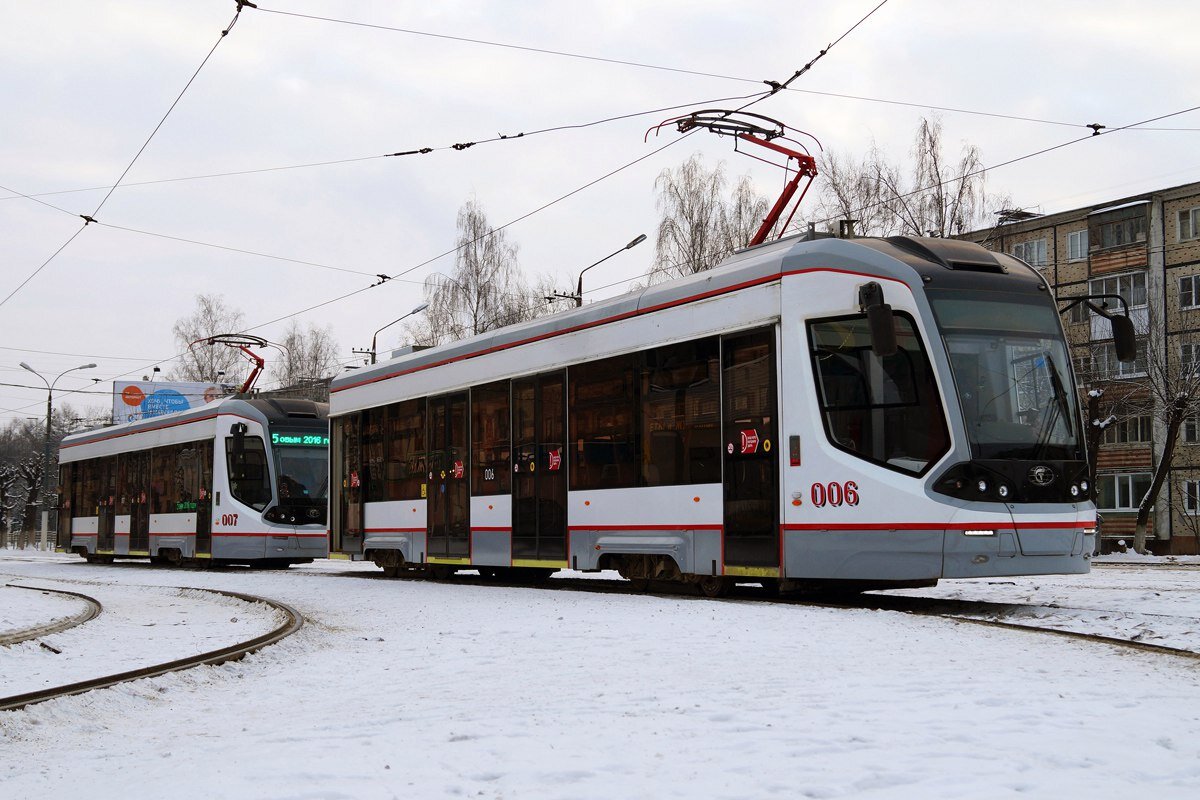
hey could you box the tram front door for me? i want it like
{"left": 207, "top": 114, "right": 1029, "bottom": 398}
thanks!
{"left": 512, "top": 371, "right": 567, "bottom": 566}
{"left": 721, "top": 329, "right": 780, "bottom": 575}
{"left": 427, "top": 392, "right": 470, "bottom": 560}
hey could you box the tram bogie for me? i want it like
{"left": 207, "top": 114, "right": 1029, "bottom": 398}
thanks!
{"left": 329, "top": 233, "right": 1115, "bottom": 591}
{"left": 57, "top": 397, "right": 330, "bottom": 568}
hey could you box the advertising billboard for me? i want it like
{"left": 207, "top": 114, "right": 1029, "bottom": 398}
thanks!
{"left": 112, "top": 381, "right": 235, "bottom": 424}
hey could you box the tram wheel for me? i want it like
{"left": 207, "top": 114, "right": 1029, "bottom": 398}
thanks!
{"left": 695, "top": 576, "right": 732, "bottom": 598}
{"left": 382, "top": 564, "right": 401, "bottom": 578}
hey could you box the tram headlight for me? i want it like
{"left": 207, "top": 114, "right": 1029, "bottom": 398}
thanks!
{"left": 1070, "top": 484, "right": 1080, "bottom": 497}
{"left": 998, "top": 485, "right": 1009, "bottom": 498}
{"left": 977, "top": 480, "right": 988, "bottom": 493}
{"left": 1080, "top": 480, "right": 1089, "bottom": 493}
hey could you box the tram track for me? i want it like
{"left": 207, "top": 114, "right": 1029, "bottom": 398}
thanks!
{"left": 0, "top": 588, "right": 303, "bottom": 713}
{"left": 0, "top": 584, "right": 103, "bottom": 647}
{"left": 332, "top": 568, "right": 1200, "bottom": 662}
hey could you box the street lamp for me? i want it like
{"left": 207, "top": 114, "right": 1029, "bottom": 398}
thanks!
{"left": 573, "top": 233, "right": 647, "bottom": 307}
{"left": 19, "top": 361, "right": 96, "bottom": 537}
{"left": 369, "top": 303, "right": 429, "bottom": 364}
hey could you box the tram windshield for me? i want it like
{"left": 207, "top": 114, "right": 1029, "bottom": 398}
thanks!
{"left": 929, "top": 290, "right": 1083, "bottom": 461}
{"left": 270, "top": 429, "right": 330, "bottom": 503}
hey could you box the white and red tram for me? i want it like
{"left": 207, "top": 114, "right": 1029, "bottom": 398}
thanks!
{"left": 58, "top": 397, "right": 329, "bottom": 567}
{"left": 329, "top": 234, "right": 1127, "bottom": 594}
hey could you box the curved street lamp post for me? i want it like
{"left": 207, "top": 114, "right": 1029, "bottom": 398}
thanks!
{"left": 369, "top": 303, "right": 429, "bottom": 364}
{"left": 19, "top": 361, "right": 96, "bottom": 544}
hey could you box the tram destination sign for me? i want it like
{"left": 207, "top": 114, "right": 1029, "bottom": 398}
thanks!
{"left": 271, "top": 432, "right": 330, "bottom": 448}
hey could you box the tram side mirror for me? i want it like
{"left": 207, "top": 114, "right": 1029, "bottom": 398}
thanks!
{"left": 1111, "top": 314, "right": 1137, "bottom": 363}
{"left": 858, "top": 281, "right": 897, "bottom": 357}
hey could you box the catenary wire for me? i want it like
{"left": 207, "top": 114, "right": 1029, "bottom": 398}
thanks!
{"left": 0, "top": 90, "right": 767, "bottom": 205}
{"left": 0, "top": 5, "right": 246, "bottom": 312}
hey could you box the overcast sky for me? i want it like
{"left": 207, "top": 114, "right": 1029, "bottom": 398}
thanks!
{"left": 2, "top": 0, "right": 1197, "bottom": 425}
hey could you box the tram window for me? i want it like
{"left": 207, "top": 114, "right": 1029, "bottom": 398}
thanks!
{"left": 472, "top": 381, "right": 510, "bottom": 495}
{"left": 363, "top": 406, "right": 386, "bottom": 501}
{"left": 150, "top": 446, "right": 174, "bottom": 513}
{"left": 385, "top": 399, "right": 426, "bottom": 501}
{"left": 640, "top": 338, "right": 721, "bottom": 486}
{"left": 570, "top": 353, "right": 639, "bottom": 490}
{"left": 809, "top": 313, "right": 949, "bottom": 475}
{"left": 80, "top": 458, "right": 100, "bottom": 514}
{"left": 225, "top": 436, "right": 272, "bottom": 510}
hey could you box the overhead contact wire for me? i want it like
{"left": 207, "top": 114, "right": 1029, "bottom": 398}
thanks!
{"left": 0, "top": 4, "right": 247, "bottom": 311}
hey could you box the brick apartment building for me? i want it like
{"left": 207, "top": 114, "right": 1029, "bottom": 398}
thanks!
{"left": 964, "top": 180, "right": 1200, "bottom": 554}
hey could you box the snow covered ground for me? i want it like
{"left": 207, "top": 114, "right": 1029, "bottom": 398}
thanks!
{"left": 2, "top": 549, "right": 1199, "bottom": 799}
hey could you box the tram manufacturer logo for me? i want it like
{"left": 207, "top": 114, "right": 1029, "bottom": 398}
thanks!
{"left": 1028, "top": 465, "right": 1056, "bottom": 487}
{"left": 547, "top": 449, "right": 562, "bottom": 471}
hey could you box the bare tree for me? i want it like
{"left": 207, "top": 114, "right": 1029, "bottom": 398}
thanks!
{"left": 275, "top": 320, "right": 341, "bottom": 388}
{"left": 405, "top": 198, "right": 542, "bottom": 346}
{"left": 647, "top": 153, "right": 769, "bottom": 283}
{"left": 811, "top": 116, "right": 1003, "bottom": 238}
{"left": 169, "top": 294, "right": 250, "bottom": 384}
{"left": 1073, "top": 303, "right": 1200, "bottom": 553}
{"left": 1169, "top": 466, "right": 1200, "bottom": 553}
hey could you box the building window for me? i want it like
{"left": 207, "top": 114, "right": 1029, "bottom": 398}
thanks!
{"left": 1079, "top": 341, "right": 1148, "bottom": 380}
{"left": 1097, "top": 215, "right": 1147, "bottom": 249}
{"left": 1101, "top": 415, "right": 1151, "bottom": 445}
{"left": 1012, "top": 239, "right": 1047, "bottom": 266}
{"left": 1184, "top": 343, "right": 1200, "bottom": 378}
{"left": 1180, "top": 207, "right": 1200, "bottom": 241}
{"left": 1065, "top": 297, "right": 1089, "bottom": 325}
{"left": 1185, "top": 416, "right": 1200, "bottom": 443}
{"left": 1068, "top": 230, "right": 1088, "bottom": 261}
{"left": 1184, "top": 480, "right": 1200, "bottom": 514}
{"left": 1096, "top": 472, "right": 1151, "bottom": 511}
{"left": 1182, "top": 274, "right": 1200, "bottom": 310}
{"left": 1089, "top": 272, "right": 1147, "bottom": 310}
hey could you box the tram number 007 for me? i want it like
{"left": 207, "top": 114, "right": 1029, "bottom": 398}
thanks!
{"left": 810, "top": 481, "right": 860, "bottom": 508}
{"left": 218, "top": 513, "right": 239, "bottom": 526}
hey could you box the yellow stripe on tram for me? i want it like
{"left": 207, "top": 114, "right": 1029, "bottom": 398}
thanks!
{"left": 723, "top": 565, "right": 780, "bottom": 578}
{"left": 327, "top": 552, "right": 351, "bottom": 560}
{"left": 511, "top": 559, "right": 568, "bottom": 569}
{"left": 129, "top": 550, "right": 150, "bottom": 556}
{"left": 426, "top": 556, "right": 472, "bottom": 565}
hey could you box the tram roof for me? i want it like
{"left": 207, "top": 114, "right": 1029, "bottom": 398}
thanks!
{"left": 332, "top": 234, "right": 1034, "bottom": 397}
{"left": 60, "top": 397, "right": 328, "bottom": 451}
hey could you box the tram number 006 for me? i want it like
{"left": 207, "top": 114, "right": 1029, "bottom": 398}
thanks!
{"left": 219, "top": 513, "right": 239, "bottom": 526}
{"left": 810, "top": 481, "right": 859, "bottom": 508}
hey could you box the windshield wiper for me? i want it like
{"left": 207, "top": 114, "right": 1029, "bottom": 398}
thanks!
{"left": 1033, "top": 352, "right": 1073, "bottom": 458}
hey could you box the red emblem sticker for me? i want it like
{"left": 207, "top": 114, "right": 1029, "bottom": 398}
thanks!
{"left": 452, "top": 460, "right": 464, "bottom": 479}
{"left": 350, "top": 472, "right": 360, "bottom": 488}
{"left": 548, "top": 448, "right": 562, "bottom": 471}
{"left": 740, "top": 429, "right": 760, "bottom": 454}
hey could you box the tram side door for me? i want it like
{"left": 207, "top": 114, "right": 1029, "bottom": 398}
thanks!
{"left": 427, "top": 393, "right": 470, "bottom": 559}
{"left": 97, "top": 456, "right": 116, "bottom": 551}
{"left": 721, "top": 329, "right": 780, "bottom": 574}
{"left": 196, "top": 442, "right": 213, "bottom": 554}
{"left": 130, "top": 450, "right": 150, "bottom": 552}
{"left": 512, "top": 371, "right": 567, "bottom": 565}
{"left": 335, "top": 414, "right": 364, "bottom": 553}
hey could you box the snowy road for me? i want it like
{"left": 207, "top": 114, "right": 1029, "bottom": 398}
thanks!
{"left": 2, "top": 551, "right": 1199, "bottom": 799}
